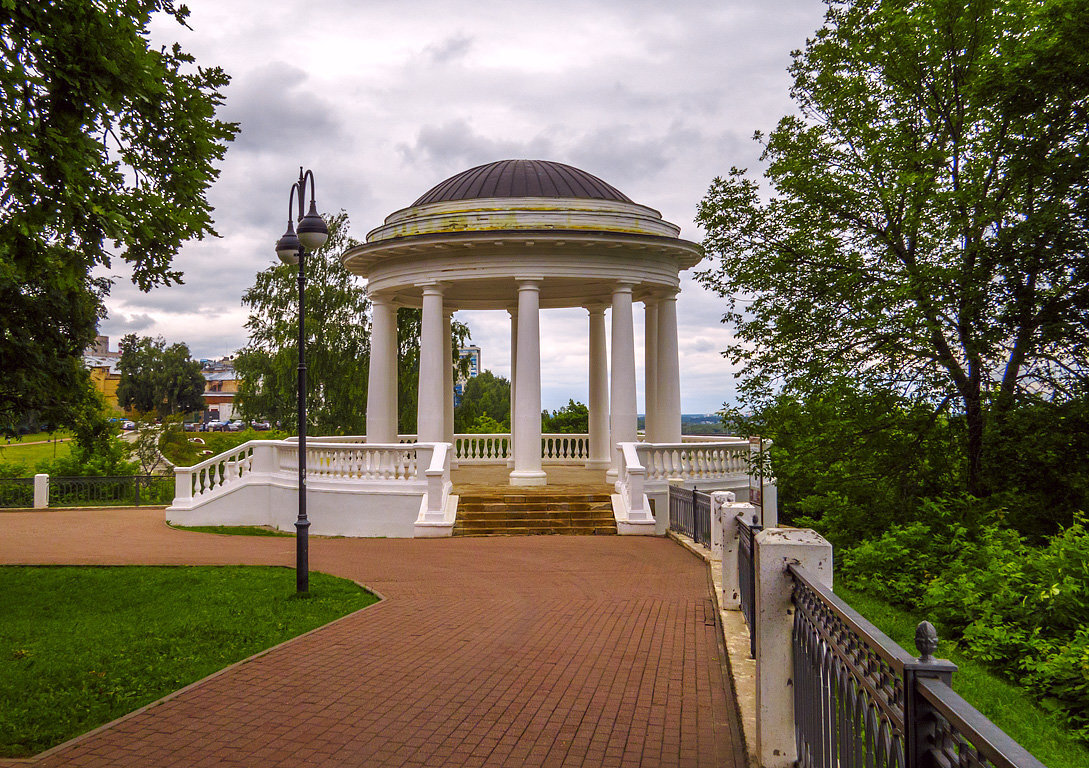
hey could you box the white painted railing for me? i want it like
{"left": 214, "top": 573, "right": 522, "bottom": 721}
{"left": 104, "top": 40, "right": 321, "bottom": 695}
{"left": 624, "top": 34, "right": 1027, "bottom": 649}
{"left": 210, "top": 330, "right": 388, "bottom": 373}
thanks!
{"left": 616, "top": 442, "right": 649, "bottom": 520}
{"left": 541, "top": 433, "right": 590, "bottom": 463}
{"left": 173, "top": 439, "right": 449, "bottom": 506}
{"left": 637, "top": 440, "right": 750, "bottom": 482}
{"left": 453, "top": 433, "right": 511, "bottom": 463}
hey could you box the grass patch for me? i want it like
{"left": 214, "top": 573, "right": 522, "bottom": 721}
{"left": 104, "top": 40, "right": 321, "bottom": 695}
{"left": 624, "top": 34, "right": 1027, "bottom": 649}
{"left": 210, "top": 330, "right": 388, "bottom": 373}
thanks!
{"left": 172, "top": 524, "right": 294, "bottom": 537}
{"left": 0, "top": 440, "right": 72, "bottom": 472}
{"left": 835, "top": 583, "right": 1089, "bottom": 768}
{"left": 0, "top": 565, "right": 377, "bottom": 757}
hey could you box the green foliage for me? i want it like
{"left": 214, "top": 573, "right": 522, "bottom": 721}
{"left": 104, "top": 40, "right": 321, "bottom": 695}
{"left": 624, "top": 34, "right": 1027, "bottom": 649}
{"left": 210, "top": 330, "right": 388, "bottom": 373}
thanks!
{"left": 0, "top": 565, "right": 374, "bottom": 757}
{"left": 542, "top": 400, "right": 589, "bottom": 434}
{"left": 453, "top": 369, "right": 510, "bottom": 433}
{"left": 464, "top": 415, "right": 509, "bottom": 434}
{"left": 117, "top": 336, "right": 204, "bottom": 418}
{"left": 0, "top": 2, "right": 236, "bottom": 437}
{"left": 158, "top": 427, "right": 287, "bottom": 467}
{"left": 235, "top": 213, "right": 369, "bottom": 434}
{"left": 35, "top": 435, "right": 136, "bottom": 477}
{"left": 695, "top": 0, "right": 1089, "bottom": 494}
{"left": 841, "top": 509, "right": 1089, "bottom": 740}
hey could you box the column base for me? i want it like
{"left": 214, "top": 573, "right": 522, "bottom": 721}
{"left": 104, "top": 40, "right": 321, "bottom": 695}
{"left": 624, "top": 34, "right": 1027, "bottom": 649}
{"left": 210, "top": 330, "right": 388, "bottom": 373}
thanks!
{"left": 605, "top": 469, "right": 619, "bottom": 482}
{"left": 509, "top": 470, "right": 547, "bottom": 486}
{"left": 584, "top": 459, "right": 611, "bottom": 469}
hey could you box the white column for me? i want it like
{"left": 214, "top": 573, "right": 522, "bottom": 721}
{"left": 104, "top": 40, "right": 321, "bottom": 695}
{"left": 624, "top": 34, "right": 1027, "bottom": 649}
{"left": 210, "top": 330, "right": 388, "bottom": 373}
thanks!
{"left": 586, "top": 305, "right": 610, "bottom": 469}
{"left": 644, "top": 299, "right": 659, "bottom": 442}
{"left": 443, "top": 309, "right": 455, "bottom": 445}
{"left": 507, "top": 307, "right": 517, "bottom": 468}
{"left": 657, "top": 291, "right": 682, "bottom": 443}
{"left": 510, "top": 280, "right": 546, "bottom": 486}
{"left": 417, "top": 284, "right": 445, "bottom": 443}
{"left": 608, "top": 283, "right": 638, "bottom": 480}
{"left": 367, "top": 296, "right": 397, "bottom": 443}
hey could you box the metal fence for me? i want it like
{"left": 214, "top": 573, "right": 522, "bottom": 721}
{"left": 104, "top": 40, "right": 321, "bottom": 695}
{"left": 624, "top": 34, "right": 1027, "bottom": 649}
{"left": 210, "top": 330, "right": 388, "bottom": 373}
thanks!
{"left": 789, "top": 562, "right": 1046, "bottom": 768}
{"left": 1, "top": 476, "right": 175, "bottom": 508}
{"left": 0, "top": 477, "right": 34, "bottom": 508}
{"left": 667, "top": 486, "right": 713, "bottom": 547}
{"left": 738, "top": 513, "right": 762, "bottom": 657}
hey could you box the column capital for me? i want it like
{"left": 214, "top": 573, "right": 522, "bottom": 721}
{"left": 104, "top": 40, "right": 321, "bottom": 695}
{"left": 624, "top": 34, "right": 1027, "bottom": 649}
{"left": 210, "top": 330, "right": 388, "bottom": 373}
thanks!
{"left": 611, "top": 281, "right": 636, "bottom": 295}
{"left": 584, "top": 303, "right": 608, "bottom": 315}
{"left": 516, "top": 277, "right": 544, "bottom": 290}
{"left": 417, "top": 281, "right": 447, "bottom": 295}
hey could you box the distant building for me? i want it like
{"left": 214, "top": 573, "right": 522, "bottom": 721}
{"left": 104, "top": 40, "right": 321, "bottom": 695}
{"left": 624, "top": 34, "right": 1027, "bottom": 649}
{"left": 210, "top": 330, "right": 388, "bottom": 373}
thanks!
{"left": 454, "top": 346, "right": 481, "bottom": 406}
{"left": 83, "top": 337, "right": 123, "bottom": 412}
{"left": 203, "top": 368, "right": 241, "bottom": 422}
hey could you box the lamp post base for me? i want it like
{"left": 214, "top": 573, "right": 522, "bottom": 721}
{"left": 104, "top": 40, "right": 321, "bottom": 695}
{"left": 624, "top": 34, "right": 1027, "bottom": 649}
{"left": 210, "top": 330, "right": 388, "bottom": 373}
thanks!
{"left": 295, "top": 518, "right": 310, "bottom": 594}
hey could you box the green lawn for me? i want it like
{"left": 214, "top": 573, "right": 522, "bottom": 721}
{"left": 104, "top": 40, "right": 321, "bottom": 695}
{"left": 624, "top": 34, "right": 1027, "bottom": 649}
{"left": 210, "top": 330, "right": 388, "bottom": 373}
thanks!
{"left": 0, "top": 566, "right": 377, "bottom": 757}
{"left": 836, "top": 584, "right": 1088, "bottom": 768}
{"left": 0, "top": 438, "right": 72, "bottom": 472}
{"left": 172, "top": 524, "right": 294, "bottom": 537}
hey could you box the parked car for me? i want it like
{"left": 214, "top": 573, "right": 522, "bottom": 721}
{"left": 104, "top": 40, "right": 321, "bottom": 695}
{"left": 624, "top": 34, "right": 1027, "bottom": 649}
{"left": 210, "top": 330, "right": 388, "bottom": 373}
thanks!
{"left": 252, "top": 421, "right": 271, "bottom": 431}
{"left": 121, "top": 420, "right": 135, "bottom": 430}
{"left": 205, "top": 420, "right": 227, "bottom": 432}
{"left": 183, "top": 422, "right": 201, "bottom": 432}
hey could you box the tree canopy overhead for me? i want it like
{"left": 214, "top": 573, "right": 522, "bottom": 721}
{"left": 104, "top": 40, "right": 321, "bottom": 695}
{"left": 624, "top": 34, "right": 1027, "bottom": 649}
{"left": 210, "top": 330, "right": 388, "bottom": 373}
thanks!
{"left": 0, "top": 1, "right": 237, "bottom": 434}
{"left": 696, "top": 0, "right": 1089, "bottom": 493}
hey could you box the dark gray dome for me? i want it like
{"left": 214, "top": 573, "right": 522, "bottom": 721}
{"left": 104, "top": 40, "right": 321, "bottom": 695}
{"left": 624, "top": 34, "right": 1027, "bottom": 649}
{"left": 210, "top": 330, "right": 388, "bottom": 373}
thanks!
{"left": 411, "top": 159, "right": 633, "bottom": 206}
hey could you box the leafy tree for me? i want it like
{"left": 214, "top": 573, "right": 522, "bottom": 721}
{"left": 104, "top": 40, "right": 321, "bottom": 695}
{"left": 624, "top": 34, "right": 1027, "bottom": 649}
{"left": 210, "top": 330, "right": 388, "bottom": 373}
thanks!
{"left": 695, "top": 0, "right": 1089, "bottom": 495}
{"left": 0, "top": 1, "right": 236, "bottom": 436}
{"left": 235, "top": 213, "right": 370, "bottom": 435}
{"left": 453, "top": 370, "right": 511, "bottom": 432}
{"left": 117, "top": 335, "right": 204, "bottom": 417}
{"left": 397, "top": 308, "right": 472, "bottom": 434}
{"left": 542, "top": 400, "right": 589, "bottom": 434}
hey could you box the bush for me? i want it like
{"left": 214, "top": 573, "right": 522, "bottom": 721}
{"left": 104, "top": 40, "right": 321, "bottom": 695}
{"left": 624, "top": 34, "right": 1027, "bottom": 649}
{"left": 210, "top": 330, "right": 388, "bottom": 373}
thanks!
{"left": 840, "top": 507, "right": 1089, "bottom": 740}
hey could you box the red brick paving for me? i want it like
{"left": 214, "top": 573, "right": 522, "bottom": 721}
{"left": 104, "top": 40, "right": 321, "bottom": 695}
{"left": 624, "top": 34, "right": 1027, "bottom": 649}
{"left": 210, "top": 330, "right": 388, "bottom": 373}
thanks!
{"left": 0, "top": 508, "right": 744, "bottom": 767}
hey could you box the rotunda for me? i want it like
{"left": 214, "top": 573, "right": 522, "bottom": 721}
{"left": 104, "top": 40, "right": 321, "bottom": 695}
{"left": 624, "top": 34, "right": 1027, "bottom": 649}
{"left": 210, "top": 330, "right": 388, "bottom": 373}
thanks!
{"left": 342, "top": 159, "right": 702, "bottom": 486}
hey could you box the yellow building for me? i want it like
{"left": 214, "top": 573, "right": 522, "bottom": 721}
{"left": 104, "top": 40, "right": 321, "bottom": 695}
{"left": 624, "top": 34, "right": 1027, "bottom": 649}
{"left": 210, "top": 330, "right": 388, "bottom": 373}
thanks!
{"left": 84, "top": 355, "right": 124, "bottom": 413}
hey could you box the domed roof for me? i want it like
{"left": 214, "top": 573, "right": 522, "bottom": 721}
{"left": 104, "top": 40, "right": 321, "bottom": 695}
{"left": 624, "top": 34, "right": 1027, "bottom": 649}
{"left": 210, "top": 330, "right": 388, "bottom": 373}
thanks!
{"left": 411, "top": 159, "right": 633, "bottom": 206}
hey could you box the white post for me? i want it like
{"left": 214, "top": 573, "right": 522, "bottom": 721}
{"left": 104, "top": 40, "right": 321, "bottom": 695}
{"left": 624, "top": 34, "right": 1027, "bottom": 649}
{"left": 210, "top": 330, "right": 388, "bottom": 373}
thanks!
{"left": 644, "top": 299, "right": 659, "bottom": 442}
{"left": 709, "top": 490, "right": 738, "bottom": 559}
{"left": 608, "top": 282, "right": 638, "bottom": 481}
{"left": 755, "top": 527, "right": 833, "bottom": 768}
{"left": 33, "top": 473, "right": 48, "bottom": 509}
{"left": 719, "top": 499, "right": 752, "bottom": 609}
{"left": 417, "top": 284, "right": 445, "bottom": 443}
{"left": 367, "top": 296, "right": 397, "bottom": 443}
{"left": 586, "top": 304, "right": 610, "bottom": 469}
{"left": 510, "top": 279, "right": 546, "bottom": 486}
{"left": 657, "top": 291, "right": 682, "bottom": 443}
{"left": 443, "top": 309, "right": 455, "bottom": 446}
{"left": 507, "top": 307, "right": 517, "bottom": 469}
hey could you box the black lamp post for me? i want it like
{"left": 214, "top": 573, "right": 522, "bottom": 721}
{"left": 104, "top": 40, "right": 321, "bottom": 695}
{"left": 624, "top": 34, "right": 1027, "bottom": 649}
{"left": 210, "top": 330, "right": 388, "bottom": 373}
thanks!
{"left": 275, "top": 167, "right": 328, "bottom": 594}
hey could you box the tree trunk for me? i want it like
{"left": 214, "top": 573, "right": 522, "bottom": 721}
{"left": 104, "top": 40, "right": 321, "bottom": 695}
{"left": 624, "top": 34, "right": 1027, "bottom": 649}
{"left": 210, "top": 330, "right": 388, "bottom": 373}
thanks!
{"left": 964, "top": 385, "right": 985, "bottom": 497}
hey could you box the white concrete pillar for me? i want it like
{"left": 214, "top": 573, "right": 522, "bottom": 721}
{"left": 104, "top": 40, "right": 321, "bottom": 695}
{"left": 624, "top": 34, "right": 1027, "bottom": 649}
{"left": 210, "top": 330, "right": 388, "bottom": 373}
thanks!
{"left": 586, "top": 304, "right": 610, "bottom": 469}
{"left": 417, "top": 284, "right": 445, "bottom": 443}
{"left": 755, "top": 528, "right": 833, "bottom": 768}
{"left": 507, "top": 307, "right": 517, "bottom": 468}
{"left": 443, "top": 309, "right": 455, "bottom": 445}
{"left": 367, "top": 296, "right": 397, "bottom": 443}
{"left": 608, "top": 283, "right": 638, "bottom": 479}
{"left": 656, "top": 291, "right": 682, "bottom": 442}
{"left": 33, "top": 473, "right": 48, "bottom": 509}
{"left": 644, "top": 299, "right": 659, "bottom": 442}
{"left": 510, "top": 280, "right": 546, "bottom": 485}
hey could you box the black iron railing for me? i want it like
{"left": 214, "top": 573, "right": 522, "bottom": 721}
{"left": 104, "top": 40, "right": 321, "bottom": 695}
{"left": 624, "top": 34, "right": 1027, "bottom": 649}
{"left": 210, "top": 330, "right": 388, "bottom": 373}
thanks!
{"left": 49, "top": 476, "right": 174, "bottom": 507}
{"left": 668, "top": 486, "right": 713, "bottom": 547}
{"left": 738, "top": 513, "right": 762, "bottom": 657}
{"left": 789, "top": 563, "right": 1045, "bottom": 768}
{"left": 0, "top": 477, "right": 34, "bottom": 508}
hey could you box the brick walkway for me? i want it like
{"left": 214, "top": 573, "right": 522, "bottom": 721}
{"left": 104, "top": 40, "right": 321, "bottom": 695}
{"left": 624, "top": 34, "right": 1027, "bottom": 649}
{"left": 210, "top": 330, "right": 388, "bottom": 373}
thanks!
{"left": 0, "top": 509, "right": 745, "bottom": 768}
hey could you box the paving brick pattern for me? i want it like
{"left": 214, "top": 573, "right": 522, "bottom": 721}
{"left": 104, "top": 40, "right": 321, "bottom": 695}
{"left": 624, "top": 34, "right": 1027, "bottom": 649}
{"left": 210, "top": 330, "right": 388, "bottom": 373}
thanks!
{"left": 0, "top": 509, "right": 744, "bottom": 767}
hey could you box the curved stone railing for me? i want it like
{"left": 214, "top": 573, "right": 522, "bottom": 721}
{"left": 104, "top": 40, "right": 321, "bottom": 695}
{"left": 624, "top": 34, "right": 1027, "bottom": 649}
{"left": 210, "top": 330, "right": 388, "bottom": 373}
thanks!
{"left": 173, "top": 439, "right": 448, "bottom": 507}
{"left": 541, "top": 433, "right": 589, "bottom": 463}
{"left": 454, "top": 433, "right": 511, "bottom": 463}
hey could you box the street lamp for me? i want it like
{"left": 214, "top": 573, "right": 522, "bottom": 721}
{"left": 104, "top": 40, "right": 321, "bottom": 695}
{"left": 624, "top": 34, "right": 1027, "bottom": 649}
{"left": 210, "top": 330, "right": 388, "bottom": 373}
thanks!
{"left": 275, "top": 167, "right": 329, "bottom": 594}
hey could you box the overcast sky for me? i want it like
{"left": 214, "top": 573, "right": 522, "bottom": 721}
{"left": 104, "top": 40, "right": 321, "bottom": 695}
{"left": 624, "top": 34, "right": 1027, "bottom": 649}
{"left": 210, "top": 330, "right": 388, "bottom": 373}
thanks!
{"left": 97, "top": 0, "right": 828, "bottom": 413}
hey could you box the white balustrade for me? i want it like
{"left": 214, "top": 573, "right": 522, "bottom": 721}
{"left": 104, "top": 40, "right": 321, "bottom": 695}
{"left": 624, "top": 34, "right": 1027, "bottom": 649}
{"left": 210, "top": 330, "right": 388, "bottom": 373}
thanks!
{"left": 541, "top": 433, "right": 590, "bottom": 463}
{"left": 636, "top": 440, "right": 750, "bottom": 483}
{"left": 616, "top": 441, "right": 649, "bottom": 520}
{"left": 454, "top": 433, "right": 511, "bottom": 463}
{"left": 176, "top": 442, "right": 258, "bottom": 503}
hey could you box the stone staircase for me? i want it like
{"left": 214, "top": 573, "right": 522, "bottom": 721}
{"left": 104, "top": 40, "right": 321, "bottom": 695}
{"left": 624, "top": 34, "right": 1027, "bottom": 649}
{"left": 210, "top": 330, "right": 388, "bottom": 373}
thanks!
{"left": 452, "top": 487, "right": 617, "bottom": 536}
